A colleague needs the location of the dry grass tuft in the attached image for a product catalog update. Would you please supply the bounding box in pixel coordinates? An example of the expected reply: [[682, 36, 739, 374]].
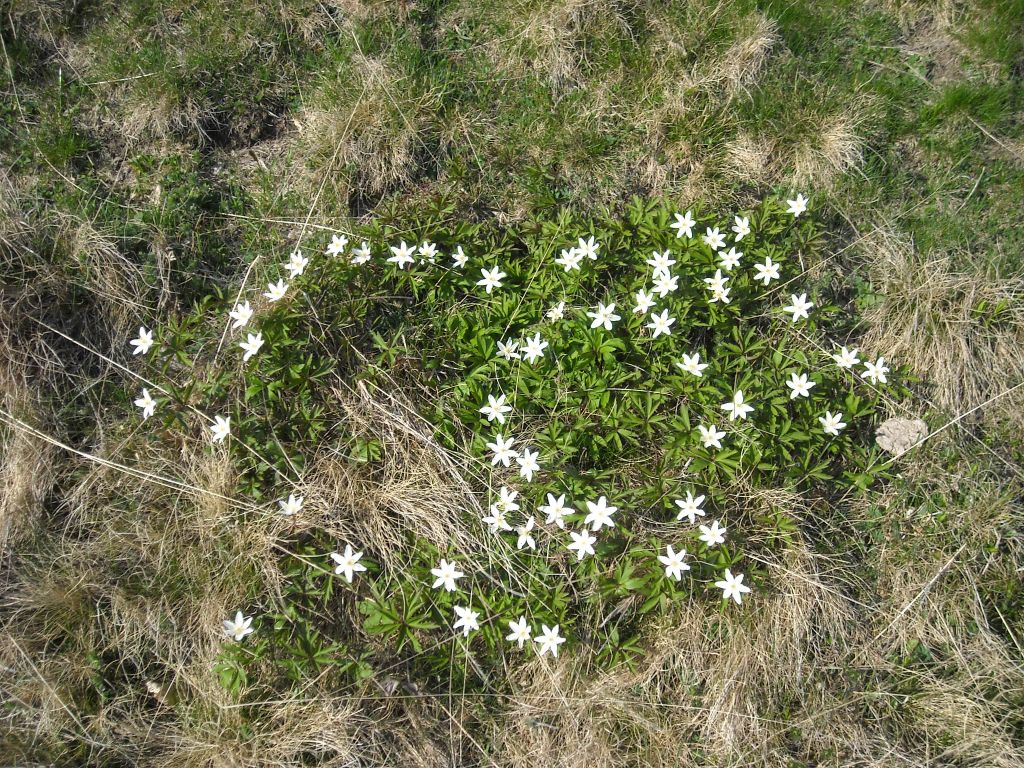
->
[[791, 110, 868, 188]]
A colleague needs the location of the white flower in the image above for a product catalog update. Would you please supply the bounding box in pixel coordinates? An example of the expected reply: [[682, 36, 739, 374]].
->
[[431, 559, 465, 592], [709, 285, 731, 305], [134, 388, 156, 420], [223, 611, 254, 641], [786, 372, 815, 399], [786, 193, 809, 217], [731, 215, 751, 242], [577, 236, 600, 260], [674, 491, 706, 523], [698, 423, 726, 450], [703, 226, 726, 251], [704, 269, 728, 294], [278, 494, 303, 516], [753, 257, 780, 286], [521, 333, 548, 364], [721, 390, 754, 421], [539, 493, 573, 528], [497, 339, 521, 361], [583, 496, 617, 532], [325, 233, 349, 256], [264, 279, 289, 302], [671, 210, 695, 238], [130, 326, 154, 355], [652, 272, 679, 297], [658, 545, 691, 581], [351, 241, 372, 265], [486, 433, 518, 467], [715, 568, 752, 604], [482, 506, 513, 533], [495, 486, 520, 513], [862, 357, 889, 385], [452, 245, 468, 268], [555, 247, 583, 272], [819, 410, 847, 436], [833, 346, 860, 369], [285, 249, 308, 278], [647, 309, 676, 338], [330, 544, 367, 583], [239, 332, 264, 362], [506, 616, 532, 648], [719, 247, 742, 271], [646, 250, 676, 277], [698, 520, 727, 547], [676, 352, 708, 378], [229, 301, 253, 330], [586, 301, 620, 331], [633, 288, 656, 315], [546, 301, 565, 321], [783, 293, 813, 323], [210, 415, 231, 443], [516, 516, 536, 550], [477, 265, 506, 294], [453, 605, 480, 637], [418, 241, 438, 263], [567, 529, 597, 560], [387, 241, 416, 269], [480, 393, 513, 424], [517, 447, 541, 483], [534, 624, 566, 657]]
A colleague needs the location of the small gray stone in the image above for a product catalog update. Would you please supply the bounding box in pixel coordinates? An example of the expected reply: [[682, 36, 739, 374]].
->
[[876, 418, 929, 456]]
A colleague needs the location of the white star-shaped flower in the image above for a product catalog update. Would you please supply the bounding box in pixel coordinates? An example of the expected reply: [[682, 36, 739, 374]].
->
[[555, 247, 583, 272], [330, 544, 367, 583], [495, 486, 519, 513], [674, 491, 706, 523], [497, 339, 520, 361], [646, 250, 676, 277], [210, 415, 231, 443], [698, 520, 727, 547], [719, 247, 742, 271], [647, 309, 676, 338], [567, 529, 597, 560], [517, 447, 541, 483], [546, 301, 565, 321], [652, 272, 679, 297], [430, 559, 465, 592], [732, 215, 751, 242], [486, 433, 518, 467], [418, 241, 438, 263], [452, 245, 468, 268], [703, 226, 726, 251], [819, 410, 847, 436], [264, 279, 288, 302], [783, 293, 813, 323], [862, 357, 889, 385], [521, 333, 548, 364], [285, 249, 308, 278], [658, 545, 691, 581], [477, 265, 506, 294], [239, 332, 264, 362], [325, 233, 349, 256], [534, 624, 566, 657], [583, 496, 617, 532], [453, 605, 480, 637], [786, 193, 809, 217], [278, 494, 303, 516], [506, 616, 532, 648], [577, 236, 600, 260], [832, 346, 860, 369], [586, 302, 620, 331], [229, 301, 253, 330], [134, 388, 156, 420], [480, 393, 513, 424], [130, 326, 154, 355], [715, 568, 752, 604], [721, 390, 753, 421], [482, 506, 513, 533], [786, 372, 815, 399], [709, 285, 731, 305], [753, 257, 780, 286], [539, 493, 573, 528], [223, 611, 254, 641], [516, 516, 536, 550], [676, 352, 708, 378], [698, 423, 726, 450], [671, 210, 695, 238], [704, 269, 728, 294], [634, 288, 656, 315], [351, 241, 372, 265], [387, 241, 416, 269]]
